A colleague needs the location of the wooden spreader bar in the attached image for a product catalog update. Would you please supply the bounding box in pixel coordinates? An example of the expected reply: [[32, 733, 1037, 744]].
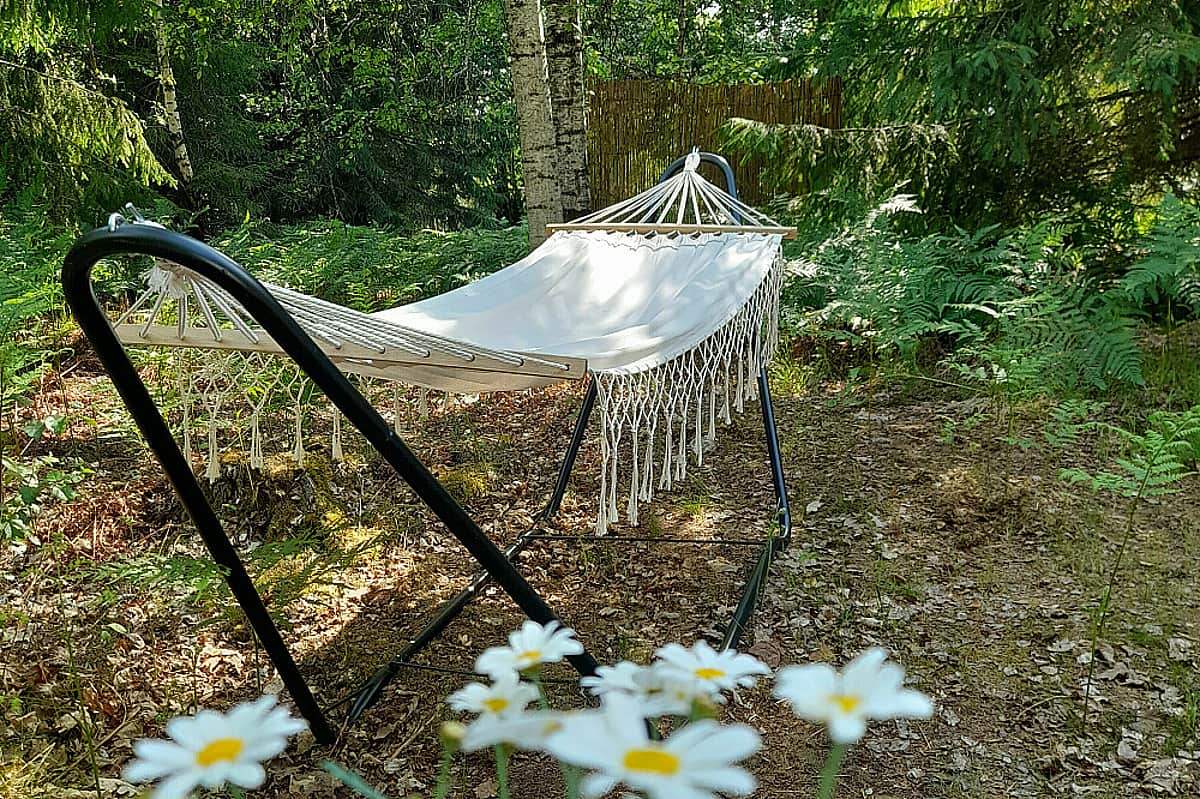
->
[[546, 222, 799, 240]]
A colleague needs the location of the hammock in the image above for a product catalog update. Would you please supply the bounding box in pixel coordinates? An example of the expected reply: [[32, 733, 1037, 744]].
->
[[114, 150, 791, 531], [63, 150, 795, 743]]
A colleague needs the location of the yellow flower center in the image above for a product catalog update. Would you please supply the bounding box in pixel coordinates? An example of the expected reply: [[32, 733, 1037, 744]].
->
[[517, 649, 542, 664], [694, 667, 726, 680], [830, 694, 861, 714], [195, 737, 244, 767], [622, 747, 681, 776], [483, 698, 509, 713]]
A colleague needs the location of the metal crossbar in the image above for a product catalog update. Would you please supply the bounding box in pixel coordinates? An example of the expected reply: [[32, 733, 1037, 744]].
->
[[60, 151, 791, 744]]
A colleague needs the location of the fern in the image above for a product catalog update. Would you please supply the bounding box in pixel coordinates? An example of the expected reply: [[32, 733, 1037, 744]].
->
[[1123, 193, 1200, 314], [792, 193, 1148, 391], [1060, 407, 1200, 497]]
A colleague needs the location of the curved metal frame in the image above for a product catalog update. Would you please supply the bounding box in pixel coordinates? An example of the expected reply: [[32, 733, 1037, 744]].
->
[[62, 224, 597, 743], [657, 151, 741, 224]]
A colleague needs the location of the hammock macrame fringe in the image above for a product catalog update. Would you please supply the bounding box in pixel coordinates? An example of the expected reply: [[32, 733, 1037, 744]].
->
[[592, 250, 783, 533]]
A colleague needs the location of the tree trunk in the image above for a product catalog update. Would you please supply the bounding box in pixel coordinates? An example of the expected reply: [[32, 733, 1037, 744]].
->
[[503, 0, 562, 248], [676, 0, 689, 60], [543, 0, 590, 220], [154, 0, 194, 196]]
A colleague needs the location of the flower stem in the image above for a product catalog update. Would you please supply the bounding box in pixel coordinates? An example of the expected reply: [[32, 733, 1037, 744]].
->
[[817, 744, 847, 799], [321, 760, 390, 799], [532, 673, 550, 709], [561, 763, 581, 799], [230, 788, 246, 799], [495, 745, 512, 799], [433, 744, 453, 799]]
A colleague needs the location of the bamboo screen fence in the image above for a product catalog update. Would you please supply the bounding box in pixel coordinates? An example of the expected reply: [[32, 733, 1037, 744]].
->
[[587, 78, 842, 209]]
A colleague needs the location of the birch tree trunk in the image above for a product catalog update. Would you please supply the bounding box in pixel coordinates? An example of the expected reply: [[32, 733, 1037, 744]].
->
[[503, 0, 562, 248], [543, 0, 590, 220], [154, 0, 194, 195]]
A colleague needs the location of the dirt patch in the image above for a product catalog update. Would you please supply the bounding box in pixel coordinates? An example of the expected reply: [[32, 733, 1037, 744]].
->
[[2, 363, 1197, 798]]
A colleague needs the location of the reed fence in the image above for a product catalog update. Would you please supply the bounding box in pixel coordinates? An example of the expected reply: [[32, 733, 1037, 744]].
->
[[587, 78, 842, 209]]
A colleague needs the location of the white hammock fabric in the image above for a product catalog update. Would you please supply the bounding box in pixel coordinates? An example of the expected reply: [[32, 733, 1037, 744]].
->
[[116, 154, 790, 530]]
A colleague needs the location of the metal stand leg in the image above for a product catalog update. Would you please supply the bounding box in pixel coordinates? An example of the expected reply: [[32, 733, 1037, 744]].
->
[[60, 272, 338, 744], [542, 379, 598, 520], [720, 366, 791, 650], [63, 224, 599, 743], [348, 379, 601, 722]]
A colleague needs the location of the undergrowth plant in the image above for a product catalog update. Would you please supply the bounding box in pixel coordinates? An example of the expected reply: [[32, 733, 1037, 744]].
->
[[1059, 406, 1200, 725], [787, 192, 1200, 396]]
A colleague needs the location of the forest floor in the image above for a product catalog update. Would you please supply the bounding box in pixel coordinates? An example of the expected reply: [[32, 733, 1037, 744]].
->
[[1, 339, 1198, 799]]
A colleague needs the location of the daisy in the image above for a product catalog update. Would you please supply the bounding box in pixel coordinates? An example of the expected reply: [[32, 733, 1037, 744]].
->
[[580, 661, 644, 697], [448, 672, 539, 717], [774, 647, 933, 744], [475, 620, 584, 678], [545, 693, 760, 799], [654, 641, 770, 693], [634, 665, 721, 718], [461, 709, 567, 752], [123, 695, 307, 799]]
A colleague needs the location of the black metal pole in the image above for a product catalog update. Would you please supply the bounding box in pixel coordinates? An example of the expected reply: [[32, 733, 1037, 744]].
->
[[62, 223, 597, 737], [541, 379, 598, 520], [757, 366, 792, 545], [719, 367, 792, 650], [61, 234, 338, 745], [344, 521, 590, 724]]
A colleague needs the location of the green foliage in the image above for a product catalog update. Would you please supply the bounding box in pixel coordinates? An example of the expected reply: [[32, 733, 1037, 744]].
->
[[152, 0, 521, 228], [792, 194, 1151, 392], [0, 0, 172, 216], [726, 1, 1200, 231], [1, 453, 89, 542], [1060, 407, 1200, 496], [1122, 193, 1200, 314], [212, 219, 528, 311], [587, 0, 791, 82]]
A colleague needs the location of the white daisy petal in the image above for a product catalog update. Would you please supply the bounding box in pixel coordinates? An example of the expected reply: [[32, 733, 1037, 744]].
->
[[226, 761, 267, 789], [126, 739, 195, 780], [581, 773, 619, 798], [240, 735, 290, 762], [152, 771, 201, 799], [779, 648, 933, 742], [449, 674, 539, 717], [124, 697, 306, 797], [688, 765, 756, 795], [476, 646, 519, 678], [673, 723, 761, 766], [226, 695, 277, 729], [870, 688, 934, 720], [547, 712, 626, 768], [581, 661, 643, 696], [827, 712, 867, 744], [652, 641, 769, 694], [840, 648, 888, 691], [775, 663, 837, 718], [258, 707, 309, 738], [547, 691, 759, 799]]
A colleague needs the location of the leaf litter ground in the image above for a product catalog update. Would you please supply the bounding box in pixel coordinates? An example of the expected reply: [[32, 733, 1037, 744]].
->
[[1, 354, 1197, 798]]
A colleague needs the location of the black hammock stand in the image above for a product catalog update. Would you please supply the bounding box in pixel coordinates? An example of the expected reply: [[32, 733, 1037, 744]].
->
[[61, 153, 791, 745]]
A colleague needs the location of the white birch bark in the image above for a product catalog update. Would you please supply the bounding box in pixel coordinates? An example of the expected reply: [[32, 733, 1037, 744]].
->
[[544, 0, 590, 220], [154, 0, 194, 191], [503, 0, 562, 248]]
